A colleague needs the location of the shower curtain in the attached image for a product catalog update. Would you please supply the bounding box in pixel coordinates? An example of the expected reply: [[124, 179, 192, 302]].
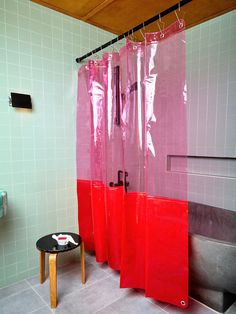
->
[[76, 20, 188, 308]]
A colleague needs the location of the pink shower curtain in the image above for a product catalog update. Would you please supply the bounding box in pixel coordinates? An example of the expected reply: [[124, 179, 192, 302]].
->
[[76, 20, 188, 308]]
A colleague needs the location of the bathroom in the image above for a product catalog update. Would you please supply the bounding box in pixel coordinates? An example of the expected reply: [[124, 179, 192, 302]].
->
[[0, 0, 236, 313]]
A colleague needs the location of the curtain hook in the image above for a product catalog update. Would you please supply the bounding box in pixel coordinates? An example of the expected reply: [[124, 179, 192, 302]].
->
[[156, 13, 165, 38], [140, 23, 145, 40], [128, 29, 134, 41], [131, 28, 135, 41], [174, 9, 184, 28], [139, 29, 145, 40]]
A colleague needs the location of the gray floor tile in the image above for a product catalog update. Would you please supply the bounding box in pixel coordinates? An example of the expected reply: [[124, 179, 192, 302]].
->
[[135, 289, 169, 310], [96, 289, 167, 314], [31, 306, 53, 314], [85, 252, 97, 265], [94, 306, 118, 314], [0, 288, 45, 314], [165, 298, 219, 314], [55, 276, 128, 314], [0, 279, 30, 301], [33, 262, 109, 305], [57, 261, 85, 276]]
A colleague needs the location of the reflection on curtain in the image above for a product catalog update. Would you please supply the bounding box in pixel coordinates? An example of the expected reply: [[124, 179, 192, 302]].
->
[[76, 20, 188, 308]]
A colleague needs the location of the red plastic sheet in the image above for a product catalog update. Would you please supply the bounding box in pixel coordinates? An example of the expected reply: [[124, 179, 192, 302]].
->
[[77, 180, 94, 251], [145, 197, 188, 308], [107, 186, 124, 270], [91, 181, 107, 262], [120, 192, 147, 289]]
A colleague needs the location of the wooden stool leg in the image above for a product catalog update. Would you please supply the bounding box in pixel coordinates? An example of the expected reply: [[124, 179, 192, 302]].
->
[[49, 253, 57, 308], [40, 251, 45, 284], [80, 241, 85, 284]]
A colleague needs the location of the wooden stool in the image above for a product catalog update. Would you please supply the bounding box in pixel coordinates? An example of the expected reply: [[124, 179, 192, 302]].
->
[[36, 232, 85, 308]]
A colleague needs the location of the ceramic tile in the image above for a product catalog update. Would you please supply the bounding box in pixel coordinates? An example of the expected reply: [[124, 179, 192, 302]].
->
[[95, 289, 167, 314], [33, 262, 109, 305], [0, 279, 30, 301], [30, 306, 53, 314], [55, 276, 128, 314], [0, 288, 45, 314]]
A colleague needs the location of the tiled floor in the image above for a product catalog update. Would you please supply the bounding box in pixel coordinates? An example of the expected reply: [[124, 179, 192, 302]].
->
[[0, 253, 221, 314]]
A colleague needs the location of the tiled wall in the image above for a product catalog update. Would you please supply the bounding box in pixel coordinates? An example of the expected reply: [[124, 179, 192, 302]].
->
[[0, 0, 115, 287], [186, 10, 236, 210]]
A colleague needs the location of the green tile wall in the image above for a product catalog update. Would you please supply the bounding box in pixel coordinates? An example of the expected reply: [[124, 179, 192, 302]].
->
[[0, 0, 115, 287]]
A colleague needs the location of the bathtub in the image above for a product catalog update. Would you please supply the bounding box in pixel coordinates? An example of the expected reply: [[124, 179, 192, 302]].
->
[[188, 202, 236, 313]]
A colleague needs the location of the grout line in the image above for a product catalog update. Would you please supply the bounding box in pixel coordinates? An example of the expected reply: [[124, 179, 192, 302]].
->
[[29, 305, 53, 314], [0, 286, 31, 302], [92, 294, 125, 314], [30, 284, 53, 313], [143, 296, 169, 313]]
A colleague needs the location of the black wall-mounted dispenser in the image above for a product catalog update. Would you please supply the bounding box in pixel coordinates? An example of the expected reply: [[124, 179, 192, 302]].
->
[[10, 92, 32, 109]]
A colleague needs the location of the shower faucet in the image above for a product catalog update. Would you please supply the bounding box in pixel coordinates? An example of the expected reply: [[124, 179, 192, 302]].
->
[[109, 170, 129, 192]]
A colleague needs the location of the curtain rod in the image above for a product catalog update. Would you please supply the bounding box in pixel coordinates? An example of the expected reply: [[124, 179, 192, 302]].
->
[[76, 0, 192, 63]]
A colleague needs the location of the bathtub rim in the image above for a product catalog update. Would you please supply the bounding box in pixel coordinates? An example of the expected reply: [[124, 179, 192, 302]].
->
[[189, 232, 236, 247]]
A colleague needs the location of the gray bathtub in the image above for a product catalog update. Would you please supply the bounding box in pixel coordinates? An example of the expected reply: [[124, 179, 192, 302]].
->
[[188, 202, 236, 313]]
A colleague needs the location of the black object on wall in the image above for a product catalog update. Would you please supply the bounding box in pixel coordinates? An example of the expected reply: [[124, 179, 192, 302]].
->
[[10, 92, 32, 109]]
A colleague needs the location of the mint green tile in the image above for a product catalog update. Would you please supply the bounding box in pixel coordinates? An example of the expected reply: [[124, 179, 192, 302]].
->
[[6, 11, 18, 26], [6, 37, 18, 52], [15, 228, 27, 240], [5, 263, 17, 278], [19, 29, 31, 43], [4, 252, 17, 265], [18, 16, 30, 30], [19, 53, 31, 67], [0, 48, 6, 63], [17, 261, 29, 273], [30, 5, 42, 23], [6, 24, 18, 39], [19, 40, 31, 53], [0, 22, 5, 36], [16, 250, 28, 262], [0, 8, 5, 23], [28, 267, 38, 278], [0, 65, 7, 79], [5, 0, 17, 12], [7, 50, 19, 64], [18, 2, 30, 18]]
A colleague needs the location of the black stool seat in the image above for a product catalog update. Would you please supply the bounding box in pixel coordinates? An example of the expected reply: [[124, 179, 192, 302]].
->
[[36, 232, 81, 253]]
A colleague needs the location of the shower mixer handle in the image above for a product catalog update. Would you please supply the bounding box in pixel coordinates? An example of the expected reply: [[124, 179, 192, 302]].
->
[[124, 171, 129, 192], [109, 170, 129, 190]]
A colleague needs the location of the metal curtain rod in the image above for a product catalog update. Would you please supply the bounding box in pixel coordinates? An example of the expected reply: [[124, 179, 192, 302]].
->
[[76, 0, 192, 63]]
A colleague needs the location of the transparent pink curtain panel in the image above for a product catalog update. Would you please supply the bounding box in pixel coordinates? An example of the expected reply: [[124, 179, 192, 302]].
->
[[76, 65, 94, 251], [103, 53, 124, 270], [144, 20, 188, 307], [120, 20, 188, 308], [88, 59, 108, 262], [120, 40, 147, 290]]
